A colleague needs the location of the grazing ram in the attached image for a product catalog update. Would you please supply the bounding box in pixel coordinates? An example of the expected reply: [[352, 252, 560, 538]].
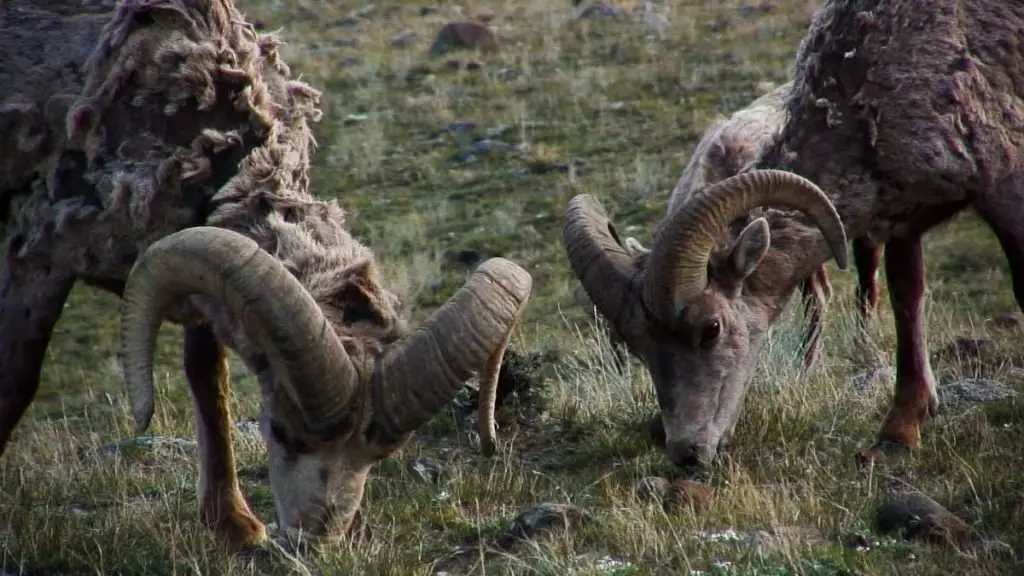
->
[[564, 0, 1023, 469], [574, 82, 883, 370], [0, 0, 531, 551]]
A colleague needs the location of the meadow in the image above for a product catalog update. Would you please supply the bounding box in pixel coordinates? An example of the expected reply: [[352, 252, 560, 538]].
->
[[2, 0, 1024, 574]]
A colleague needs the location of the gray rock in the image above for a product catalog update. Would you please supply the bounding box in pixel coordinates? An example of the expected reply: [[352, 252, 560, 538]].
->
[[498, 503, 590, 549], [850, 365, 892, 393], [937, 378, 1017, 412], [408, 457, 444, 484], [635, 476, 669, 503], [390, 31, 417, 48]]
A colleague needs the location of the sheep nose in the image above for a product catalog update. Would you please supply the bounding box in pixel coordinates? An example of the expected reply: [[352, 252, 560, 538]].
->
[[665, 438, 714, 470]]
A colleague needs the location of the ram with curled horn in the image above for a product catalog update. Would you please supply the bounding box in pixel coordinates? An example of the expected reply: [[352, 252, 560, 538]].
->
[[565, 170, 848, 469], [572, 82, 884, 374], [566, 0, 1024, 471], [0, 0, 530, 551]]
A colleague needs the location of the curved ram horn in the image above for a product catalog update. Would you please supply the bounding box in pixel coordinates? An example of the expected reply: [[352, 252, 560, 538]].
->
[[119, 226, 359, 434], [562, 194, 637, 331], [644, 169, 848, 325], [369, 258, 531, 450]]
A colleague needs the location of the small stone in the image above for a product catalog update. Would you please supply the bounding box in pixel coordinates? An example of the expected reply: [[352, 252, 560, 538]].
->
[[390, 31, 417, 48], [331, 16, 361, 28], [876, 492, 972, 548], [496, 67, 519, 81], [420, 6, 439, 16], [408, 457, 444, 484], [850, 365, 892, 393], [428, 21, 499, 57], [934, 337, 994, 362], [498, 503, 589, 549], [664, 479, 714, 513], [472, 9, 495, 23], [937, 378, 1017, 412], [578, 2, 625, 20], [635, 476, 670, 503], [336, 38, 361, 47], [234, 417, 264, 444], [339, 56, 364, 68], [987, 311, 1024, 332]]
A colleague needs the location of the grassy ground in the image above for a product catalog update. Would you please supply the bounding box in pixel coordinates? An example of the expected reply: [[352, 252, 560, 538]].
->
[[3, 0, 1024, 574]]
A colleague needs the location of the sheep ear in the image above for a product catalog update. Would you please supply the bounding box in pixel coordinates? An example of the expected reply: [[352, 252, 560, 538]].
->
[[730, 217, 771, 279], [332, 260, 384, 324]]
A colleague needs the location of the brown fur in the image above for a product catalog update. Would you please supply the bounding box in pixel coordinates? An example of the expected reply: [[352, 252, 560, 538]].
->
[[1, 0, 517, 551], [749, 0, 1024, 458], [567, 0, 1024, 470]]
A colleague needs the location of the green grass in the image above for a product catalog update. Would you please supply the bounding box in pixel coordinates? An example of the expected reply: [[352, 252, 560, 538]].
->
[[3, 0, 1024, 574]]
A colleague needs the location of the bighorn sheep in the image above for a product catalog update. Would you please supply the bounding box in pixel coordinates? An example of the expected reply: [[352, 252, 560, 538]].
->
[[574, 82, 883, 370], [1, 0, 531, 551], [564, 0, 1022, 469]]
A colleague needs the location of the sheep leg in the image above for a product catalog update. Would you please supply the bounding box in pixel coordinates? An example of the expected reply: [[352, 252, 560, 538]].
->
[[0, 247, 75, 457], [857, 235, 936, 464], [799, 266, 830, 369], [183, 325, 265, 550], [852, 237, 882, 326], [974, 175, 1024, 311]]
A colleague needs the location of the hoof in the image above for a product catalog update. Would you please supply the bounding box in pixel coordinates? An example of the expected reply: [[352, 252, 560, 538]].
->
[[205, 505, 267, 553], [855, 439, 915, 470]]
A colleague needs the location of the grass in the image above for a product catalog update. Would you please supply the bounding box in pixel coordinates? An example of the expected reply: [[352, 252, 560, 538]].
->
[[3, 0, 1024, 574]]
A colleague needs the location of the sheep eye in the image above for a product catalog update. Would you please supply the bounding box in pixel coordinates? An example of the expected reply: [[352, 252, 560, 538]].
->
[[699, 319, 721, 349]]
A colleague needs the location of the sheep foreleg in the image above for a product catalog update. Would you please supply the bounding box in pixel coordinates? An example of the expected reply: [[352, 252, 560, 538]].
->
[[0, 245, 75, 457], [858, 235, 936, 464], [183, 325, 266, 550]]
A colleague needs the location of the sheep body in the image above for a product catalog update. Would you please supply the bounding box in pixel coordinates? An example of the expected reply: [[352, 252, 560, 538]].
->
[[563, 0, 1024, 469], [752, 0, 1024, 459], [0, 0, 529, 551]]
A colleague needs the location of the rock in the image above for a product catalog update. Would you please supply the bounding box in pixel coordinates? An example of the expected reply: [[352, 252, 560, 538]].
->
[[472, 9, 495, 23], [849, 365, 892, 393], [390, 31, 417, 48], [433, 121, 478, 138], [444, 58, 484, 71], [450, 139, 520, 164], [937, 378, 1017, 412], [234, 417, 264, 444], [578, 2, 625, 20], [420, 6, 439, 16], [875, 492, 972, 548], [336, 38, 361, 48], [496, 67, 519, 81], [330, 16, 361, 28], [664, 479, 714, 513], [635, 476, 670, 504], [934, 337, 994, 363], [739, 2, 778, 17], [428, 21, 499, 57], [339, 56, 364, 68], [497, 503, 590, 550], [443, 248, 483, 268], [408, 457, 444, 484], [987, 311, 1024, 332]]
